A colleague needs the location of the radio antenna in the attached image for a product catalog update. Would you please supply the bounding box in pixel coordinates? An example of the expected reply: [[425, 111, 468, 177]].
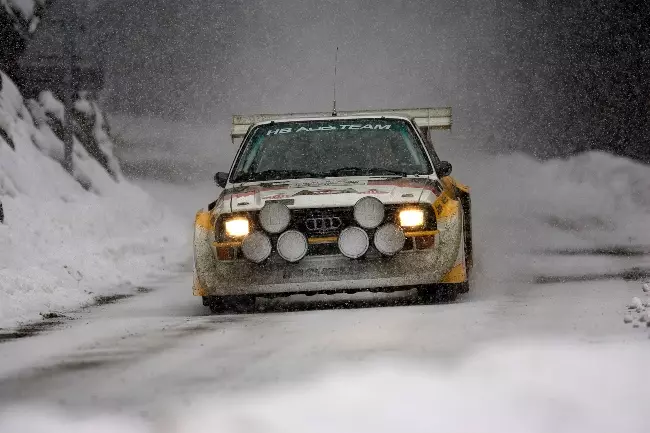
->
[[332, 47, 338, 116]]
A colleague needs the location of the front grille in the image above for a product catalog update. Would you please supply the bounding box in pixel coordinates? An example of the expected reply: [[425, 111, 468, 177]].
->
[[291, 207, 354, 235], [305, 215, 343, 232]]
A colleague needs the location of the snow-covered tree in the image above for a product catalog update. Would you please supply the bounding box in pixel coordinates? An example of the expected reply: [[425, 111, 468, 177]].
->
[[0, 0, 52, 77]]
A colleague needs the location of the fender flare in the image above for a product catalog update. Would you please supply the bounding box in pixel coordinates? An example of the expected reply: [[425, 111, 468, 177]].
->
[[454, 185, 473, 273]]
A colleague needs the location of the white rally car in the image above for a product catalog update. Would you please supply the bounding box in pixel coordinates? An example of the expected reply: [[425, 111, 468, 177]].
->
[[193, 107, 472, 312]]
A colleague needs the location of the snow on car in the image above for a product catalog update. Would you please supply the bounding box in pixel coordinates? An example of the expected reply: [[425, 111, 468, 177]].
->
[[192, 108, 473, 312]]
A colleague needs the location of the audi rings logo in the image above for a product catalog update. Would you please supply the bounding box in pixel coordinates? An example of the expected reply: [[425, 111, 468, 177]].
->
[[305, 216, 342, 232]]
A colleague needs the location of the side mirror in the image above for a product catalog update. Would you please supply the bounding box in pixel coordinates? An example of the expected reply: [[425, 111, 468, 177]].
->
[[438, 161, 453, 177], [214, 172, 229, 188]]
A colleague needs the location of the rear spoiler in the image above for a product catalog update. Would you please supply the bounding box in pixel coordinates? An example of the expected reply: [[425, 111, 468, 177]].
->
[[231, 107, 452, 141]]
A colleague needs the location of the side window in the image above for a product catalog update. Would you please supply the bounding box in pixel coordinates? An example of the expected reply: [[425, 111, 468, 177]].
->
[[417, 128, 443, 173], [239, 135, 264, 172]]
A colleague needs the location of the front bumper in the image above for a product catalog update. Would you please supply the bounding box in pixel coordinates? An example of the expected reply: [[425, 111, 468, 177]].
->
[[198, 249, 455, 296], [194, 227, 461, 297]]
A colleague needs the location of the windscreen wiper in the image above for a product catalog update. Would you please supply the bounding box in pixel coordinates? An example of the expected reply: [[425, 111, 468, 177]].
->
[[234, 169, 322, 182], [323, 167, 409, 177], [365, 168, 410, 177]]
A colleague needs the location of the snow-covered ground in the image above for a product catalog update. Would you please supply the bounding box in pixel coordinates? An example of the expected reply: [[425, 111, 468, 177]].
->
[[0, 72, 188, 327], [1, 341, 649, 433]]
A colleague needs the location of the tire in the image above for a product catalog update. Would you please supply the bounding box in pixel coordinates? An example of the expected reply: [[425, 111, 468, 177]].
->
[[459, 193, 473, 275], [207, 295, 256, 314], [417, 284, 459, 303]]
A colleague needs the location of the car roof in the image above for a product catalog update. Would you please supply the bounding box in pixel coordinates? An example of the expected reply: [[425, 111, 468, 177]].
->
[[251, 114, 414, 127]]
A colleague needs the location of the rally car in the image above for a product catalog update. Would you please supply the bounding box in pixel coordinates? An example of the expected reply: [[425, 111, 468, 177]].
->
[[193, 107, 472, 312]]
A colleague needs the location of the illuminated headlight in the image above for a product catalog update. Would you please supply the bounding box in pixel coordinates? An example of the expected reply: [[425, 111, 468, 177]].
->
[[399, 209, 424, 227], [224, 217, 250, 237]]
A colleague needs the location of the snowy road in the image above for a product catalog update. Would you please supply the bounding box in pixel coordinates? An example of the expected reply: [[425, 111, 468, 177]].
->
[[0, 139, 648, 430], [0, 255, 644, 412]]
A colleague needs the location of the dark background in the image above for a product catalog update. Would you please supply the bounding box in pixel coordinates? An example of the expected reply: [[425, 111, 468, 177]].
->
[[19, 0, 650, 162]]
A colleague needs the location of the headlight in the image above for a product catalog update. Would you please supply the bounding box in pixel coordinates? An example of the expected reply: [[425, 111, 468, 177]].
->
[[224, 217, 250, 237], [374, 224, 406, 256], [277, 230, 308, 262], [338, 226, 370, 259], [354, 196, 385, 229], [399, 209, 424, 227], [241, 231, 272, 263], [259, 202, 291, 234]]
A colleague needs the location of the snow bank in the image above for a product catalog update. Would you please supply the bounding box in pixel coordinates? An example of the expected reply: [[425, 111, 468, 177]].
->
[[0, 341, 648, 432], [534, 152, 650, 233], [451, 143, 650, 249], [624, 281, 650, 332], [529, 152, 650, 247], [0, 72, 188, 327]]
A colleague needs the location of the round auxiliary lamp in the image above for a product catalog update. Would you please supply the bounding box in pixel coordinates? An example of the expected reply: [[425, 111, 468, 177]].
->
[[374, 223, 406, 256], [353, 196, 385, 229], [241, 231, 273, 263], [277, 230, 309, 262], [338, 226, 370, 259], [258, 201, 291, 234]]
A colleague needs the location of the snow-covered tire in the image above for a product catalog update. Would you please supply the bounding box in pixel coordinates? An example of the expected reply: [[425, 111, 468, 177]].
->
[[417, 284, 459, 303], [459, 193, 473, 275], [207, 295, 256, 314], [446, 191, 472, 295]]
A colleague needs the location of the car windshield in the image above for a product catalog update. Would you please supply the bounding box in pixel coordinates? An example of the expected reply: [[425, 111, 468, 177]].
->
[[230, 118, 431, 183]]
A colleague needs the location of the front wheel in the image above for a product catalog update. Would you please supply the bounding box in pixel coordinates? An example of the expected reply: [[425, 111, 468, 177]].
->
[[417, 284, 460, 303], [454, 193, 472, 294], [207, 295, 256, 314], [459, 193, 473, 275]]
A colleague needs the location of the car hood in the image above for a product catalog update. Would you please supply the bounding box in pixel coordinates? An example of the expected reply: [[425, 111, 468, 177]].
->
[[223, 177, 442, 212]]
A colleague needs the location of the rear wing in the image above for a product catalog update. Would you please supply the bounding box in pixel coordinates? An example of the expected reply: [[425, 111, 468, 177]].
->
[[231, 107, 452, 141]]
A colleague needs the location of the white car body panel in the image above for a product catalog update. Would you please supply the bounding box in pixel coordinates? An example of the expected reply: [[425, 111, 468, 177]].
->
[[224, 176, 441, 212]]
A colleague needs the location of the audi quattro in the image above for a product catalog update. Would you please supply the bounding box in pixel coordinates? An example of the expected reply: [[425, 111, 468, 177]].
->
[[193, 107, 472, 312]]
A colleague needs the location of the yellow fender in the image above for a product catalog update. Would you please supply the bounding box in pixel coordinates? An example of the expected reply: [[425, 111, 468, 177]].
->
[[434, 177, 469, 284], [193, 210, 214, 297]]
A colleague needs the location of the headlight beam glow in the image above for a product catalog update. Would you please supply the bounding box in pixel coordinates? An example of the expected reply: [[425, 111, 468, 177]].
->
[[399, 209, 425, 227], [224, 218, 250, 237]]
